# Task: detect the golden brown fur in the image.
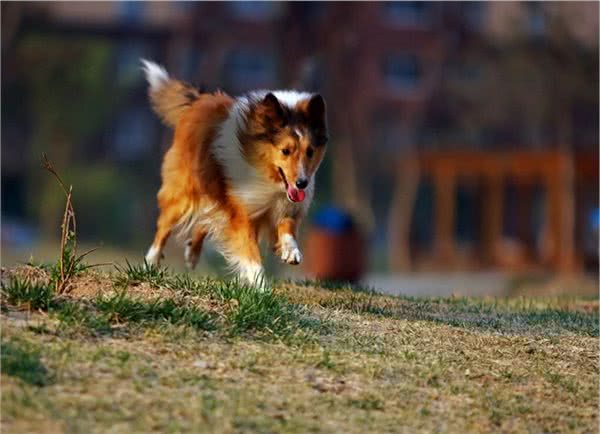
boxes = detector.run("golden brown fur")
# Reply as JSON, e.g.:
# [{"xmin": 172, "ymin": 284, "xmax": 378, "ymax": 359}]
[{"xmin": 150, "ymin": 79, "xmax": 202, "ymax": 128}]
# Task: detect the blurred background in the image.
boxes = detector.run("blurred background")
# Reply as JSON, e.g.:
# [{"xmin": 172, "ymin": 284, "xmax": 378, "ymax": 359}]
[{"xmin": 2, "ymin": 1, "xmax": 598, "ymax": 296}]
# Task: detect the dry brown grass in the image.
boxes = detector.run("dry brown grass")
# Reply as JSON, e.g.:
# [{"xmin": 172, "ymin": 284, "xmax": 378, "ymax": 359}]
[{"xmin": 1, "ymin": 266, "xmax": 598, "ymax": 433}]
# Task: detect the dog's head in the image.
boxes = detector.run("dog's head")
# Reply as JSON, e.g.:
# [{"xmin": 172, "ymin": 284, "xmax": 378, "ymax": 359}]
[{"xmin": 240, "ymin": 92, "xmax": 328, "ymax": 203}]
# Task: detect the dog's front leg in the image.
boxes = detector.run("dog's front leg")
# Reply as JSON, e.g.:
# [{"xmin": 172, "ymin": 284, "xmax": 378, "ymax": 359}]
[
  {"xmin": 275, "ymin": 217, "xmax": 302, "ymax": 265},
  {"xmin": 218, "ymin": 206, "xmax": 265, "ymax": 287}
]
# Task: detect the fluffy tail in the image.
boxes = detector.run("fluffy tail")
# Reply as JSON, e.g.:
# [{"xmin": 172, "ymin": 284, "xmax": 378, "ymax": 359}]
[{"xmin": 141, "ymin": 59, "xmax": 202, "ymax": 128}]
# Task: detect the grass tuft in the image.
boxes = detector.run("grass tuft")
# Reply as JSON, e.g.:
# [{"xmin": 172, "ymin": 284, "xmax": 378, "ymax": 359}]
[
  {"xmin": 94, "ymin": 289, "xmax": 215, "ymax": 331},
  {"xmin": 166, "ymin": 273, "xmax": 211, "ymax": 296},
  {"xmin": 46, "ymin": 243, "xmax": 92, "ymax": 288},
  {"xmin": 114, "ymin": 260, "xmax": 170, "ymax": 287},
  {"xmin": 54, "ymin": 302, "xmax": 112, "ymax": 333},
  {"xmin": 212, "ymin": 280, "xmax": 298, "ymax": 334},
  {"xmin": 1, "ymin": 278, "xmax": 54, "ymax": 311}
]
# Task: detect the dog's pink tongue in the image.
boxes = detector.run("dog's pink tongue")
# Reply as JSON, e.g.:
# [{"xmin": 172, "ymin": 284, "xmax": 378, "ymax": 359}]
[{"xmin": 287, "ymin": 187, "xmax": 306, "ymax": 203}]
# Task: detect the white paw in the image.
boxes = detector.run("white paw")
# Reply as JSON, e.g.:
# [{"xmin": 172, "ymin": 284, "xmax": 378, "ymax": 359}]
[
  {"xmin": 184, "ymin": 240, "xmax": 199, "ymax": 270},
  {"xmin": 280, "ymin": 234, "xmax": 302, "ymax": 265},
  {"xmin": 239, "ymin": 261, "xmax": 268, "ymax": 290},
  {"xmin": 145, "ymin": 245, "xmax": 163, "ymax": 266}
]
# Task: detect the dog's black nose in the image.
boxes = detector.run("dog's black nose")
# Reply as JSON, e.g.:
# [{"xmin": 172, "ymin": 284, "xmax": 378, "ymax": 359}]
[{"xmin": 295, "ymin": 178, "xmax": 308, "ymax": 190}]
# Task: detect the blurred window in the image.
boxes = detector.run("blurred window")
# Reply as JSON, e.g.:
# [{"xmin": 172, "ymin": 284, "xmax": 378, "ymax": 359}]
[
  {"xmin": 115, "ymin": 41, "xmax": 152, "ymax": 87},
  {"xmin": 526, "ymin": 3, "xmax": 545, "ymax": 36},
  {"xmin": 175, "ymin": 2, "xmax": 195, "ymax": 12},
  {"xmin": 372, "ymin": 113, "xmax": 407, "ymax": 152},
  {"xmin": 383, "ymin": 2, "xmax": 431, "ymax": 27},
  {"xmin": 228, "ymin": 2, "xmax": 279, "ymax": 21},
  {"xmin": 456, "ymin": 62, "xmax": 482, "ymax": 83},
  {"xmin": 410, "ymin": 180, "xmax": 434, "ymax": 248},
  {"xmin": 112, "ymin": 107, "xmax": 155, "ymax": 161},
  {"xmin": 464, "ymin": 2, "xmax": 486, "ymax": 32},
  {"xmin": 120, "ymin": 1, "xmax": 144, "ymax": 25},
  {"xmin": 176, "ymin": 45, "xmax": 202, "ymax": 83},
  {"xmin": 301, "ymin": 3, "xmax": 327, "ymax": 20},
  {"xmin": 298, "ymin": 57, "xmax": 322, "ymax": 90},
  {"xmin": 456, "ymin": 183, "xmax": 480, "ymax": 243},
  {"xmin": 223, "ymin": 49, "xmax": 275, "ymax": 92},
  {"xmin": 383, "ymin": 55, "xmax": 421, "ymax": 90}
]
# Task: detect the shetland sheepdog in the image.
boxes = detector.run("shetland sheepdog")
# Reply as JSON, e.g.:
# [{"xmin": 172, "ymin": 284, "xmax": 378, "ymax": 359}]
[{"xmin": 141, "ymin": 60, "xmax": 328, "ymax": 285}]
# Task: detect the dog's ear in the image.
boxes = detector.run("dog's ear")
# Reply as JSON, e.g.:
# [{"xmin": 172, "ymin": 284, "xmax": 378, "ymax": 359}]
[
  {"xmin": 305, "ymin": 94, "xmax": 328, "ymax": 145},
  {"xmin": 257, "ymin": 92, "xmax": 287, "ymax": 129},
  {"xmin": 306, "ymin": 94, "xmax": 326, "ymax": 123}
]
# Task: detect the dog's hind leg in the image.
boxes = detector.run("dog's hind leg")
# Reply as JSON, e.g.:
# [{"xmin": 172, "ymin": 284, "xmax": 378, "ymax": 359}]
[
  {"xmin": 145, "ymin": 206, "xmax": 182, "ymax": 266},
  {"xmin": 185, "ymin": 227, "xmax": 207, "ymax": 270}
]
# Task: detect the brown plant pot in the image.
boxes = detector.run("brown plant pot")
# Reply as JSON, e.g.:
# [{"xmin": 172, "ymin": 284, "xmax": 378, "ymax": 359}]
[{"xmin": 304, "ymin": 228, "xmax": 366, "ymax": 282}]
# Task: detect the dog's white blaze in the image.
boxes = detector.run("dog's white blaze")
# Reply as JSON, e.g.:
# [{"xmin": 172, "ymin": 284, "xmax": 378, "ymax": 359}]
[
  {"xmin": 140, "ymin": 59, "xmax": 169, "ymax": 92},
  {"xmin": 269, "ymin": 90, "xmax": 312, "ymax": 108},
  {"xmin": 297, "ymin": 163, "xmax": 307, "ymax": 183}
]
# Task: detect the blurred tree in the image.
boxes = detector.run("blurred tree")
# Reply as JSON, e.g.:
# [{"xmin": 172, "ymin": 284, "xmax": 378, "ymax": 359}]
[
  {"xmin": 1, "ymin": 2, "xmax": 24, "ymax": 54},
  {"xmin": 321, "ymin": 6, "xmax": 375, "ymax": 233},
  {"xmin": 434, "ymin": 7, "xmax": 598, "ymax": 271},
  {"xmin": 439, "ymin": 10, "xmax": 597, "ymax": 150},
  {"xmin": 15, "ymin": 34, "xmax": 116, "ymax": 237}
]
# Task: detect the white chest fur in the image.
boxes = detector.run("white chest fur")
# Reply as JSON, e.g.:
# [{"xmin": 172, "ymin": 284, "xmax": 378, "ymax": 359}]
[{"xmin": 234, "ymin": 178, "xmax": 313, "ymax": 223}]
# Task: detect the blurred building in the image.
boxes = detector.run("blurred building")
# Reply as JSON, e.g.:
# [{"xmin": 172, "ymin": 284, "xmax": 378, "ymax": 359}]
[{"xmin": 2, "ymin": 2, "xmax": 598, "ymax": 272}]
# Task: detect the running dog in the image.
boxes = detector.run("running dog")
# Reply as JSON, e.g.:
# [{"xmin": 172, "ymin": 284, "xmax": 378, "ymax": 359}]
[{"xmin": 142, "ymin": 60, "xmax": 328, "ymax": 285}]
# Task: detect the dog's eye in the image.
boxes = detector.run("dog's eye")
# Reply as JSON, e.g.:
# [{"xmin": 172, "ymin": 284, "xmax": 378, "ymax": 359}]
[
  {"xmin": 282, "ymin": 149, "xmax": 291, "ymax": 156},
  {"xmin": 306, "ymin": 148, "xmax": 314, "ymax": 159}
]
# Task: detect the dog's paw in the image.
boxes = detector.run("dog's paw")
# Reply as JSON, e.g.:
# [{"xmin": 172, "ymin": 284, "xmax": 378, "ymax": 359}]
[
  {"xmin": 279, "ymin": 234, "xmax": 302, "ymax": 265},
  {"xmin": 145, "ymin": 245, "xmax": 163, "ymax": 266},
  {"xmin": 239, "ymin": 261, "xmax": 269, "ymax": 291}
]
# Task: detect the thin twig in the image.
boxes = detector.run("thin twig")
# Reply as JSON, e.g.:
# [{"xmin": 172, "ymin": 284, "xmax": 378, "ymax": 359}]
[{"xmin": 41, "ymin": 153, "xmax": 77, "ymax": 294}]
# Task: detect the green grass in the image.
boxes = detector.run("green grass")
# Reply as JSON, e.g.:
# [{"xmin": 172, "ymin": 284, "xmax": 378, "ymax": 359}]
[
  {"xmin": 94, "ymin": 289, "xmax": 216, "ymax": 331},
  {"xmin": 166, "ymin": 272, "xmax": 212, "ymax": 295},
  {"xmin": 52, "ymin": 290, "xmax": 217, "ymax": 334},
  {"xmin": 1, "ymin": 264, "xmax": 598, "ymax": 433},
  {"xmin": 1, "ymin": 268, "xmax": 315, "ymax": 338},
  {"xmin": 54, "ymin": 301, "xmax": 112, "ymax": 333},
  {"xmin": 211, "ymin": 279, "xmax": 299, "ymax": 334},
  {"xmin": 114, "ymin": 260, "xmax": 170, "ymax": 287},
  {"xmin": 46, "ymin": 243, "xmax": 94, "ymax": 284},
  {"xmin": 1, "ymin": 339, "xmax": 50, "ymax": 386},
  {"xmin": 1, "ymin": 278, "xmax": 54, "ymax": 310}
]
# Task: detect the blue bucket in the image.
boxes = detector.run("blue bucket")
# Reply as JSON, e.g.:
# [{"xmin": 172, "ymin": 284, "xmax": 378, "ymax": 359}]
[{"xmin": 312, "ymin": 207, "xmax": 355, "ymax": 234}]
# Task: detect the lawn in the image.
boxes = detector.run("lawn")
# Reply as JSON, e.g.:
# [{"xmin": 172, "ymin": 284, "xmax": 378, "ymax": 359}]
[{"xmin": 1, "ymin": 264, "xmax": 598, "ymax": 433}]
